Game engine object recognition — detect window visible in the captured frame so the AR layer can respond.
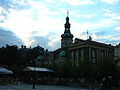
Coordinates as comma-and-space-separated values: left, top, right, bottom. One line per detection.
76, 50, 79, 58
92, 50, 95, 58
81, 49, 84, 57
71, 51, 74, 58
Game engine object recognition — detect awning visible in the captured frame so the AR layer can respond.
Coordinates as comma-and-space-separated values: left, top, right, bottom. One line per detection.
0, 67, 13, 74
23, 66, 54, 73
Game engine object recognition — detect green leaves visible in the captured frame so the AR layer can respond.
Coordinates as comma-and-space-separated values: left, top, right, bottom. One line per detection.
42, 58, 120, 82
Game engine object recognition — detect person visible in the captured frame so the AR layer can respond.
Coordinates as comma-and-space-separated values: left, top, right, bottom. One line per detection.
107, 75, 112, 89
93, 80, 100, 90
102, 77, 107, 89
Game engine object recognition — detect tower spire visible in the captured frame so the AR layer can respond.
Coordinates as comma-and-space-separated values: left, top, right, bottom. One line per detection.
64, 10, 70, 33
61, 11, 74, 48
67, 10, 69, 17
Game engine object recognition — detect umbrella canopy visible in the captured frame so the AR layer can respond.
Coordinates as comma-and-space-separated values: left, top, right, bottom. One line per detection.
0, 67, 13, 74
23, 66, 54, 73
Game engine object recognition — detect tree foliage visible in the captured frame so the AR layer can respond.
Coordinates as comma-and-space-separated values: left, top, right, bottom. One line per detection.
0, 45, 19, 65
42, 58, 120, 84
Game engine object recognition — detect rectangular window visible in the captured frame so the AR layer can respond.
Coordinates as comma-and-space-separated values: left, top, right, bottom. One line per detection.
71, 51, 74, 58
81, 49, 84, 57
92, 50, 95, 57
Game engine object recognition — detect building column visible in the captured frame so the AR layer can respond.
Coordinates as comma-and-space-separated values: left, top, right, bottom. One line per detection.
96, 49, 99, 62
89, 47, 91, 62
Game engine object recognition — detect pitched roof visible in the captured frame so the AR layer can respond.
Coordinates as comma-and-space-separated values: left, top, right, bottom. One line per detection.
23, 66, 54, 72
70, 38, 114, 50
0, 67, 13, 74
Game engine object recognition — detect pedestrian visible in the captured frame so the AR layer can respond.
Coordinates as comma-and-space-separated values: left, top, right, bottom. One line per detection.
93, 80, 100, 90
101, 77, 106, 89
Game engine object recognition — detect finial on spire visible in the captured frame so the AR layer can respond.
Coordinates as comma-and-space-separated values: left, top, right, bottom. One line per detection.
67, 10, 69, 17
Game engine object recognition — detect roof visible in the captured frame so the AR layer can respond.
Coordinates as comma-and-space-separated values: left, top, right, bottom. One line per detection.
61, 33, 73, 38
60, 50, 66, 57
0, 67, 13, 74
70, 38, 115, 50
53, 48, 63, 53
23, 66, 54, 72
37, 55, 44, 60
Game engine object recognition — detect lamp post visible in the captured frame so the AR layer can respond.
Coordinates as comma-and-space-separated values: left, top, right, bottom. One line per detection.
32, 59, 36, 89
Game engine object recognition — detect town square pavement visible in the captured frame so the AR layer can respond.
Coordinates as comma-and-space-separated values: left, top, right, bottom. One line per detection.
1, 84, 120, 90
1, 84, 87, 90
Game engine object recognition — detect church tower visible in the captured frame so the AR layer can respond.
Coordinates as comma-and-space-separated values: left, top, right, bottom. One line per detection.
61, 11, 74, 48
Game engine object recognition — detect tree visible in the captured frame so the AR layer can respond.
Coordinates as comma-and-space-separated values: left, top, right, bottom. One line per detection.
96, 58, 117, 81
77, 60, 95, 82
0, 45, 19, 65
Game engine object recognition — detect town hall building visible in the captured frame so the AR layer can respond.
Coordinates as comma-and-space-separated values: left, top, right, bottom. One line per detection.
50, 12, 115, 65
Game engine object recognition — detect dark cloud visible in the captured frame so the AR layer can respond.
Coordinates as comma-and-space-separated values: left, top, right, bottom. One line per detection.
30, 36, 50, 46
0, 0, 12, 10
29, 36, 51, 50
0, 0, 30, 10
0, 27, 23, 47
0, 0, 30, 22
29, 33, 60, 51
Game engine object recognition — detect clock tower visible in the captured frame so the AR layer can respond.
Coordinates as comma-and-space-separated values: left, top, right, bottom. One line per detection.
61, 11, 74, 48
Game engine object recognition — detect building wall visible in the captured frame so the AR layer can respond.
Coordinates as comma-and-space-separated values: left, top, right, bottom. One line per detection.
115, 44, 120, 60
61, 38, 73, 48
68, 43, 114, 65
51, 42, 114, 65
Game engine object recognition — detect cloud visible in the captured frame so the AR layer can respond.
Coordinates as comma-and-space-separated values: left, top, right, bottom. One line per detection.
0, 27, 23, 47
0, 0, 120, 50
96, 38, 119, 45
100, 0, 118, 4
0, 0, 64, 50
75, 30, 120, 46
26, 33, 61, 51
103, 8, 120, 22
0, 0, 30, 22
115, 26, 120, 31
103, 8, 111, 13
59, 0, 95, 6
90, 31, 120, 45
105, 12, 120, 20
44, 0, 54, 3
74, 13, 96, 18
0, 1, 63, 43
71, 18, 116, 34
48, 37, 61, 49
0, 0, 30, 10
0, 7, 8, 22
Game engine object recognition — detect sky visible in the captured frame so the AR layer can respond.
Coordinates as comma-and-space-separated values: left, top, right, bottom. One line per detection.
0, 0, 120, 51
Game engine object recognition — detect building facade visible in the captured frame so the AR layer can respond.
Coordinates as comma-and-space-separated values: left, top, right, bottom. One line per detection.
68, 38, 114, 64
51, 13, 115, 65
115, 43, 120, 60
